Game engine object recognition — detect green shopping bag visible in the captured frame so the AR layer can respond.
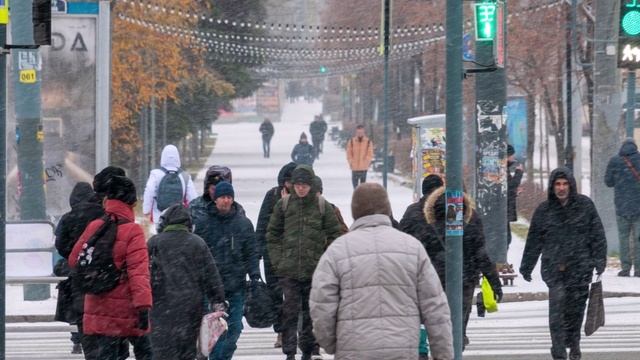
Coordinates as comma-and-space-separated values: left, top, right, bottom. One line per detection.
481, 276, 498, 313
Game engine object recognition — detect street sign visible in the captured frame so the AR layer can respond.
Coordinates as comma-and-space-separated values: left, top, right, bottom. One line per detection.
475, 1, 497, 42
19, 69, 36, 84
619, 0, 640, 68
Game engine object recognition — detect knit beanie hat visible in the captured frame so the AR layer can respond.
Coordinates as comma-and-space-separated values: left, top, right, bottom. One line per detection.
291, 165, 314, 186
351, 183, 392, 220
300, 132, 308, 140
507, 144, 515, 156
106, 175, 137, 205
422, 174, 444, 197
94, 166, 126, 196
214, 181, 234, 200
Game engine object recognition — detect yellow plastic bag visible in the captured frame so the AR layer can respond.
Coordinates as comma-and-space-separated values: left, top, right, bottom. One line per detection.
481, 276, 498, 313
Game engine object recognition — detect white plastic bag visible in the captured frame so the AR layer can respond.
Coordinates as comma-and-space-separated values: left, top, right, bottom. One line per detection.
197, 311, 228, 357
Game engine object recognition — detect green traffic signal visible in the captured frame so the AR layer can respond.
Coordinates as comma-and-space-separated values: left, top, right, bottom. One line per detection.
320, 66, 327, 73
623, 9, 640, 36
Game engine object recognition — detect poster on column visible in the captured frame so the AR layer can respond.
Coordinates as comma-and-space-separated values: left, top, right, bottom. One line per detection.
419, 127, 446, 179
6, 15, 97, 220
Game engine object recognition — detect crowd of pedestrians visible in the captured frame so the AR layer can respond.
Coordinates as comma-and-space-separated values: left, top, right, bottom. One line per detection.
53, 120, 621, 360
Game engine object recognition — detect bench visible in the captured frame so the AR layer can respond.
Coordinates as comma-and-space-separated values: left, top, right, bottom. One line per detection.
500, 273, 518, 286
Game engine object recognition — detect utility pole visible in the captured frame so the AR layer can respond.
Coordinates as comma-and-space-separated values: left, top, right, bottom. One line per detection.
626, 70, 636, 137
382, 0, 391, 189
1, 18, 7, 360
150, 96, 156, 166
445, 0, 463, 357
565, 0, 578, 170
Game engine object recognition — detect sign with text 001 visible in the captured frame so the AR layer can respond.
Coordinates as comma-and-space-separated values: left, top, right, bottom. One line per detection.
19, 69, 37, 84
619, 0, 640, 68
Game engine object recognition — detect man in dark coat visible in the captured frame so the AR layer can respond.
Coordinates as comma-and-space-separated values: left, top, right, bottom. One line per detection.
507, 144, 524, 250
420, 187, 502, 349
291, 133, 315, 166
255, 162, 297, 348
260, 118, 275, 158
399, 174, 444, 239
605, 138, 640, 277
192, 181, 260, 360
55, 182, 104, 354
520, 167, 607, 360
148, 204, 226, 360
309, 115, 328, 159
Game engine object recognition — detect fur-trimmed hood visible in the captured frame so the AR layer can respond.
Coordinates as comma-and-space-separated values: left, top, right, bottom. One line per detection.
423, 187, 474, 225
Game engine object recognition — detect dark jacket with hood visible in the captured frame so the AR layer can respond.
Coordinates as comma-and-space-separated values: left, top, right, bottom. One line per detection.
193, 201, 259, 294
420, 187, 502, 291
605, 139, 640, 217
291, 142, 315, 166
507, 163, 523, 222
309, 119, 328, 139
256, 162, 298, 258
520, 167, 607, 287
147, 205, 225, 360
55, 182, 105, 259
260, 120, 275, 140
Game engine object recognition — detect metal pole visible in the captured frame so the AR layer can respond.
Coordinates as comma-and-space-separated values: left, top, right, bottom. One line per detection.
627, 71, 636, 138
150, 95, 156, 166
162, 98, 167, 146
382, 0, 390, 189
96, 0, 111, 170
565, 0, 577, 170
445, 0, 463, 357
0, 22, 8, 360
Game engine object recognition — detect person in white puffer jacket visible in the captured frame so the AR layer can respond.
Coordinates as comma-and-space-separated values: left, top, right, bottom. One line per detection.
310, 183, 454, 360
142, 144, 198, 224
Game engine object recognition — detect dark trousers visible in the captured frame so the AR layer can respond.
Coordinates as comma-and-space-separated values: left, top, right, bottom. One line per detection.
312, 136, 323, 158
83, 334, 151, 360
507, 222, 512, 248
548, 277, 590, 359
264, 252, 283, 333
462, 281, 476, 346
279, 278, 315, 355
262, 137, 272, 158
351, 170, 367, 189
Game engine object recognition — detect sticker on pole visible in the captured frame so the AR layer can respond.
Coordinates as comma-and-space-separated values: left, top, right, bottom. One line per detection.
19, 69, 37, 84
445, 190, 464, 236
0, 0, 9, 25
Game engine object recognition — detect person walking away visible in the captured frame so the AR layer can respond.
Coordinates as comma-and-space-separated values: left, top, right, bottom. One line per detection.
520, 167, 607, 360
193, 181, 260, 360
266, 165, 343, 360
309, 116, 328, 159
55, 182, 104, 355
147, 204, 226, 360
310, 183, 454, 360
346, 125, 374, 189
291, 132, 315, 166
260, 118, 275, 158
69, 176, 153, 360
143, 144, 197, 225
420, 186, 502, 349
507, 144, 524, 252
255, 162, 298, 348
93, 166, 126, 202
605, 138, 640, 277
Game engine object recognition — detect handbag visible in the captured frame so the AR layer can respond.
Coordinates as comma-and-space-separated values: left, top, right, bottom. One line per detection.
197, 311, 228, 357
584, 276, 605, 336
622, 156, 640, 182
481, 276, 498, 313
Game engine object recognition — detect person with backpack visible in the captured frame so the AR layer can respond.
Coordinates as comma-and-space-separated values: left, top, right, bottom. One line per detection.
69, 175, 153, 360
291, 133, 315, 166
313, 176, 349, 234
260, 118, 275, 158
143, 144, 197, 224
54, 182, 104, 355
346, 125, 374, 189
255, 161, 298, 348
147, 204, 226, 360
192, 181, 260, 360
266, 165, 343, 360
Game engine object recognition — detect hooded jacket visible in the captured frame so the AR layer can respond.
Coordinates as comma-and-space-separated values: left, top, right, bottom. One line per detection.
259, 120, 275, 139
55, 182, 104, 259
69, 200, 152, 337
520, 167, 607, 286
309, 214, 454, 360
192, 201, 259, 294
142, 145, 198, 222
309, 118, 328, 139
605, 139, 640, 217
147, 205, 225, 360
266, 166, 343, 280
420, 188, 501, 290
291, 141, 315, 166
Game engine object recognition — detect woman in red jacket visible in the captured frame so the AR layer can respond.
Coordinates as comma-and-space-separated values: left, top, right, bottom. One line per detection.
70, 175, 152, 360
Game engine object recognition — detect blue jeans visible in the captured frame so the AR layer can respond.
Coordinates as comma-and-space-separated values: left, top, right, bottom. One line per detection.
617, 215, 640, 272
211, 290, 245, 360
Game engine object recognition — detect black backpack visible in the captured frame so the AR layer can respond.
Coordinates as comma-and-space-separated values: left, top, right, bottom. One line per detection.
74, 215, 129, 295
156, 167, 187, 211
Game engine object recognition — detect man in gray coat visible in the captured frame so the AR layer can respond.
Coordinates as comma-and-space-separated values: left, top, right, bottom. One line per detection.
310, 183, 453, 360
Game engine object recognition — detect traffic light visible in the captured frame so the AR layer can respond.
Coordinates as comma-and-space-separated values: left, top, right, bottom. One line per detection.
319, 66, 328, 74
474, 1, 497, 42
619, 0, 640, 68
32, 0, 51, 46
